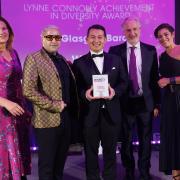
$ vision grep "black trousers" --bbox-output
[84,108,119,180]
[121,97,152,173]
[35,111,71,180]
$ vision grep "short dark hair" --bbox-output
[154,23,174,38]
[0,16,14,50]
[87,24,107,37]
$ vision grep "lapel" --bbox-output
[140,42,147,80]
[40,48,60,79]
[56,53,77,81]
[85,52,101,75]
[102,52,112,74]
[87,52,112,74]
[121,42,128,74]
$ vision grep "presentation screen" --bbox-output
[2,0,174,63]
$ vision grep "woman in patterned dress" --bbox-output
[0,17,31,180]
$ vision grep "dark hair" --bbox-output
[154,23,174,38]
[87,24,107,37]
[0,16,14,50]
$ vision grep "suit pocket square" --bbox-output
[112,67,116,70]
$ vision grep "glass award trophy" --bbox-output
[92,74,109,97]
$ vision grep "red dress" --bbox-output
[0,49,31,179]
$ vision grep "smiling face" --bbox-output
[157,28,174,49]
[42,28,61,53]
[123,20,141,46]
[86,28,107,53]
[0,20,9,45]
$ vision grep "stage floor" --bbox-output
[28,150,171,180]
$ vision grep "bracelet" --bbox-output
[170,77,176,84]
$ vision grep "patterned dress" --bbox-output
[0,49,31,179]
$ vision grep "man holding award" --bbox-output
[73,24,127,180]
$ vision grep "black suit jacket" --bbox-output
[109,42,160,112]
[73,52,128,127]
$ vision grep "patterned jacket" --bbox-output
[22,48,77,128]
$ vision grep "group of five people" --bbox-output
[0,15,180,180]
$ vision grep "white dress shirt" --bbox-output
[90,50,104,74]
[127,42,143,95]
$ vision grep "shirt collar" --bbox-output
[43,47,58,56]
[43,47,59,61]
[127,41,140,49]
[90,50,104,55]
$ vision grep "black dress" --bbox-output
[159,52,180,174]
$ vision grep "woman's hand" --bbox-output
[153,108,159,117]
[4,99,24,116]
[158,78,170,88]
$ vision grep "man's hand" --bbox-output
[103,85,115,100]
[85,85,116,101]
[60,100,67,112]
[85,86,101,101]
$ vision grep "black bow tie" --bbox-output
[91,53,104,58]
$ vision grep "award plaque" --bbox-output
[92,74,109,97]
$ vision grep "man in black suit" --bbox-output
[109,17,160,180]
[73,24,127,180]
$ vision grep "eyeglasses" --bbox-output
[44,35,62,41]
